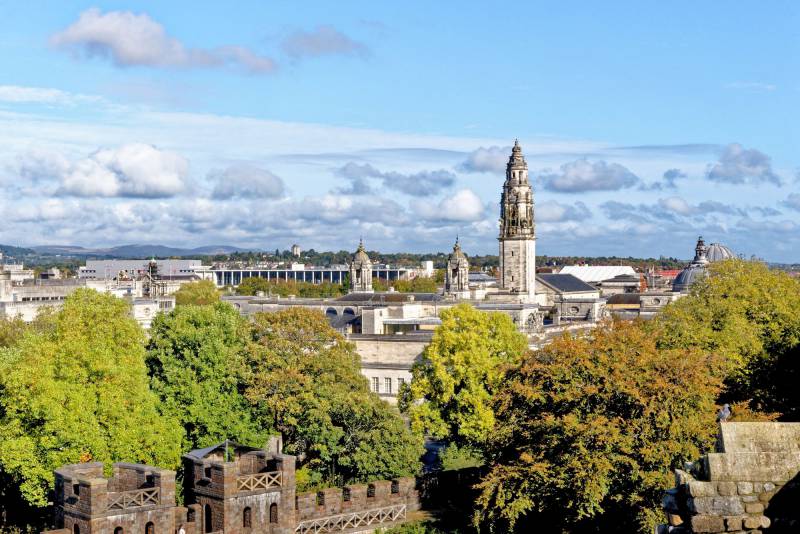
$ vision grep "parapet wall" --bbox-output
[659,422,800,534]
[295,478,418,522]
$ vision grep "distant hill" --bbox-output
[0,244,35,257]
[30,244,247,258]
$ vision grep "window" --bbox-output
[114,528,123,534]
[269,503,278,524]
[343,488,351,502]
[145,523,154,534]
[243,507,252,528]
[371,377,380,393]
[73,483,80,496]
[204,466,212,479]
[391,480,399,494]
[204,505,213,533]
[367,484,376,498]
[316,492,325,506]
[384,378,392,394]
[397,377,405,388]
[73,525,80,534]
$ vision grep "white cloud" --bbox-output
[413,189,485,222]
[537,200,591,222]
[724,82,777,92]
[50,8,276,74]
[541,159,639,192]
[209,164,285,200]
[706,143,781,185]
[0,85,103,106]
[18,144,189,198]
[282,26,368,59]
[457,145,510,173]
[333,162,456,196]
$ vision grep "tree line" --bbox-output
[0,290,422,529]
[400,259,799,533]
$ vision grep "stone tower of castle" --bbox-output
[498,140,536,300]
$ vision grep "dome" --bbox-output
[448,238,468,265]
[706,243,734,262]
[672,264,707,293]
[352,239,371,265]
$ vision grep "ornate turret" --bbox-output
[498,140,536,300]
[445,237,470,295]
[349,239,374,293]
[693,236,709,265]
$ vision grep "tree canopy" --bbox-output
[0,289,182,508]
[401,304,528,446]
[476,320,721,533]
[654,259,800,418]
[245,307,423,484]
[174,279,221,306]
[146,302,268,450]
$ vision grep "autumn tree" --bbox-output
[245,308,423,484]
[174,279,221,306]
[400,303,528,447]
[147,302,268,450]
[654,259,800,418]
[475,320,721,533]
[0,289,182,510]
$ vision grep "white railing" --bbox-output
[295,504,407,533]
[106,488,159,510]
[237,471,282,492]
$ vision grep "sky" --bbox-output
[0,1,798,261]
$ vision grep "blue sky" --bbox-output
[0,1,798,261]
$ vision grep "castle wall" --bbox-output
[659,422,800,533]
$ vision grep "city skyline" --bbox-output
[0,2,798,261]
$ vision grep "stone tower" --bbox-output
[349,239,374,293]
[498,140,536,300]
[445,237,469,296]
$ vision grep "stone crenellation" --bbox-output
[659,422,800,534]
[42,439,419,534]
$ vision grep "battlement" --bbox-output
[45,438,419,534]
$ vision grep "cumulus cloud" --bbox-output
[209,164,285,200]
[706,143,781,185]
[50,8,276,74]
[282,25,368,59]
[641,168,687,190]
[333,162,456,196]
[457,146,510,173]
[413,189,485,222]
[541,159,639,193]
[782,193,800,212]
[537,200,592,222]
[16,144,188,198]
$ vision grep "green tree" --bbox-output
[401,304,528,446]
[174,280,221,306]
[0,289,182,508]
[237,276,271,296]
[245,308,423,484]
[475,320,721,533]
[655,259,800,417]
[146,302,268,450]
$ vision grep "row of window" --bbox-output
[370,376,405,395]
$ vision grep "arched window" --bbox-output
[204,504,213,533]
[145,523,154,534]
[242,507,252,528]
[114,527,123,534]
[73,525,80,534]
[269,503,278,524]
[325,307,337,317]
